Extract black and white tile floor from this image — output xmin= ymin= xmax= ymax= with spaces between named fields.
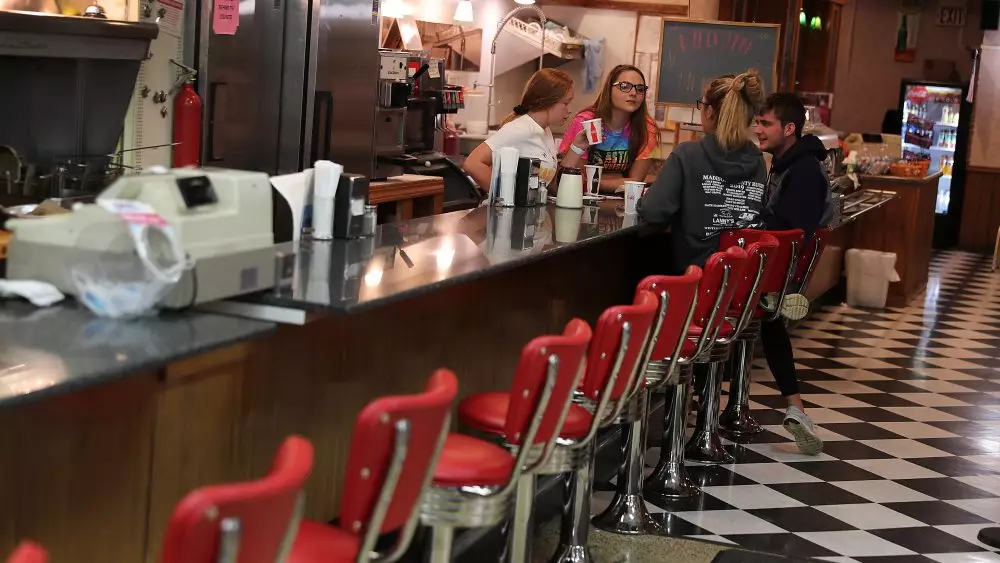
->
xmin=595 ymin=251 xmax=1000 ymax=563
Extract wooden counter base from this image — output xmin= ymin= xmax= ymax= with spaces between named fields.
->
xmin=855 ymin=174 xmax=939 ymax=308
xmin=370 ymin=174 xmax=444 ymax=223
xmin=0 ymin=231 xmax=654 ymax=563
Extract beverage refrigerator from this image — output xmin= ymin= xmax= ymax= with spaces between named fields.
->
xmin=899 ymin=80 xmax=971 ymax=248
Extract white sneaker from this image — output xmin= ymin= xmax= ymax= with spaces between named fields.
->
xmin=760 ymin=292 xmax=779 ymax=312
xmin=780 ymin=293 xmax=810 ymax=321
xmin=783 ymin=406 xmax=823 ymax=455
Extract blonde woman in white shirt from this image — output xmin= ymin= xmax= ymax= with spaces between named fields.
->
xmin=464 ymin=68 xmax=575 ymax=192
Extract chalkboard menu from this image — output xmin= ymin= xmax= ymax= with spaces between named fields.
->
xmin=656 ymin=19 xmax=780 ymax=106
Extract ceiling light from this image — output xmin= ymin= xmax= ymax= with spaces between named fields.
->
xmin=382 ymin=0 xmax=404 ymax=18
xmin=514 ymin=0 xmax=536 ymax=5
xmin=799 ymin=9 xmax=806 ymax=25
xmin=454 ymin=0 xmax=473 ymax=22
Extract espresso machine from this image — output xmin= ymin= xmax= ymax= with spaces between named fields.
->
xmin=373 ymin=53 xmax=481 ymax=212
xmin=0 ymin=12 xmax=158 ymax=208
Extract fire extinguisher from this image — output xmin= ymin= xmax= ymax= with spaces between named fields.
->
xmin=172 ymin=67 xmax=202 ymax=167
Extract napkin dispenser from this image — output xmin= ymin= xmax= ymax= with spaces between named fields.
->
xmin=489 ymin=147 xmax=519 ymax=206
xmin=334 ymin=173 xmax=369 ymax=239
xmin=514 ymin=157 xmax=541 ymax=207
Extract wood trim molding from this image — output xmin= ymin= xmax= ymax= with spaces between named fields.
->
xmin=539 ymin=0 xmax=688 ymax=16
xmin=966 ymin=166 xmax=1000 ymax=174
xmin=369 ymin=177 xmax=445 ymax=205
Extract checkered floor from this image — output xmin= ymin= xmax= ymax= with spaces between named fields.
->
xmin=594 ymin=251 xmax=1000 ymax=562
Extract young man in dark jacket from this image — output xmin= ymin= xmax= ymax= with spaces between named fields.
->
xmin=754 ymin=93 xmax=831 ymax=455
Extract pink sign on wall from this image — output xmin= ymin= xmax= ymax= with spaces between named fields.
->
xmin=212 ymin=0 xmax=238 ymax=35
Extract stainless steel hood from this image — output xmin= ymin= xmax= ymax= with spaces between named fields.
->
xmin=0 ymin=11 xmax=158 ymax=170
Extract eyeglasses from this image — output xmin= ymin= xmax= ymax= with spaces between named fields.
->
xmin=613 ymin=81 xmax=649 ymax=95
xmin=696 ymin=99 xmax=705 ymax=110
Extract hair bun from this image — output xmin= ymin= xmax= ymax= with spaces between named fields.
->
xmin=731 ymin=74 xmax=747 ymax=93
xmin=513 ymin=104 xmax=529 ymax=115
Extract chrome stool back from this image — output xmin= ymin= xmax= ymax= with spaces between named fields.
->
xmin=794 ymin=227 xmax=832 ymax=294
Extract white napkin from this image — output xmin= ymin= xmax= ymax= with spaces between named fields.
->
xmin=271 ymin=170 xmax=314 ymax=241
xmin=0 ymin=280 xmax=65 ymax=307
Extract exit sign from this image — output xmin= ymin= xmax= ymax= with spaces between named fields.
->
xmin=937 ymin=4 xmax=968 ymax=26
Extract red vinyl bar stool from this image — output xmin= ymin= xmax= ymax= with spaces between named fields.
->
xmin=634 ymin=268 xmax=705 ymax=504
xmin=637 ymin=247 xmax=749 ymax=497
xmin=685 ymin=239 xmax=775 ymax=464
xmin=159 ymin=435 xmax=315 ymax=563
xmin=291 ymin=370 xmax=456 ymax=563
xmin=719 ymin=227 xmax=831 ymax=441
xmin=645 ymin=244 xmax=769 ymax=500
xmin=592 ymin=269 xmax=702 ymax=533
xmin=5 ymin=542 xmax=46 ymax=563
xmin=549 ymin=291 xmax=659 ymax=563
xmin=421 ymin=320 xmax=592 ymax=563
xmin=719 ymin=229 xmax=804 ymax=440
xmin=159 ymin=371 xmax=455 ymax=563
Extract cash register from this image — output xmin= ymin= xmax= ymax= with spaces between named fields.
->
xmin=5 ymin=168 xmax=278 ymax=308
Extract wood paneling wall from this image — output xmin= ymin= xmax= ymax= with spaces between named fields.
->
xmin=959 ymin=167 xmax=1000 ymax=251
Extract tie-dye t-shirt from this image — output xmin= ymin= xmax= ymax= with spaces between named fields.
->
xmin=559 ymin=110 xmax=661 ymax=173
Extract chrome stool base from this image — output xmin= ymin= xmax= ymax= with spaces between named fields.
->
xmin=548 ymin=545 xmax=595 ymax=563
xmin=591 ymin=492 xmax=665 ymax=535
xmin=591 ymin=391 xmax=665 ymax=536
xmin=549 ymin=443 xmax=596 ymax=563
xmin=426 ymin=525 xmax=455 ymax=563
xmin=720 ymin=335 xmax=763 ymax=442
xmin=421 ymin=483 xmax=513 ymax=563
xmin=644 ymin=381 xmax=699 ymax=501
xmin=508 ymin=474 xmax=536 ymax=563
xmin=686 ymin=360 xmax=734 ymax=465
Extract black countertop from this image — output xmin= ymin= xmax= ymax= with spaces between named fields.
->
xmin=0 ymin=301 xmax=275 ymax=408
xmin=0 ymin=202 xmax=646 ymax=407
xmin=238 ymin=201 xmax=647 ymax=315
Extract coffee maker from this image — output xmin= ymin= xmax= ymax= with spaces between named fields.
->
xmin=373 ymin=54 xmax=481 ymax=212
xmin=374 ymin=50 xmax=412 ymax=173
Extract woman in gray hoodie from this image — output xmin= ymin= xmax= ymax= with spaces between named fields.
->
xmin=638 ymin=70 xmax=766 ymax=273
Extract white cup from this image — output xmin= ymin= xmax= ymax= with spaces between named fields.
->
xmin=556 ymin=170 xmax=584 ymax=209
xmin=582 ymin=118 xmax=604 ymax=145
xmin=584 ymin=165 xmax=603 ymax=196
xmin=624 ymin=181 xmax=644 ymax=215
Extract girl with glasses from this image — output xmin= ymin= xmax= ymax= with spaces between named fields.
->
xmin=559 ymin=65 xmax=660 ymax=193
